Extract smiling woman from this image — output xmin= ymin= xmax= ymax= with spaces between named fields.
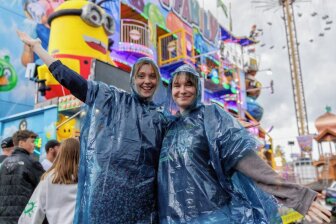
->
xmin=158 ymin=64 xmax=332 ymax=224
xmin=133 ymin=62 xmax=158 ymax=99
xmin=17 ymin=30 xmax=168 ymax=223
xmin=171 ymin=72 xmax=197 ymax=113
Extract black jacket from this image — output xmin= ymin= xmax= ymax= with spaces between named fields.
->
xmin=0 ymin=155 xmax=7 ymax=164
xmin=0 ymin=148 xmax=44 ymax=224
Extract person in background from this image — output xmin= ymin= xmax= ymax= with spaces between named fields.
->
xmin=41 ymin=139 xmax=60 ymax=171
xmin=0 ymin=130 xmax=44 ymax=224
xmin=158 ymin=64 xmax=331 ymax=224
xmin=0 ymin=137 xmax=14 ymax=164
xmin=19 ymin=138 xmax=80 ymax=224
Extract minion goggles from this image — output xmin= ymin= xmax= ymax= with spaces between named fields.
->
xmin=48 ymin=3 xmax=115 ymax=35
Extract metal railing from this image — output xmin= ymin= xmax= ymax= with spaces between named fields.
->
xmin=158 ymin=29 xmax=194 ymax=66
xmin=120 ymin=19 xmax=150 ymax=47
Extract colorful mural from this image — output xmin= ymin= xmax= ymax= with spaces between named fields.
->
xmin=0 ymin=1 xmax=34 ymax=118
xmin=97 ymin=0 xmax=121 ymax=53
xmin=21 ymin=0 xmax=64 ymax=66
xmin=1 ymin=0 xmax=263 ymax=143
xmin=0 ymin=55 xmax=18 ymax=92
xmin=159 ymin=0 xmax=219 ymax=43
xmin=0 ymin=0 xmax=63 ymax=118
xmin=0 ymin=105 xmax=58 ymax=159
xmin=122 ymin=0 xmax=220 ymax=46
xmin=37 ymin=0 xmax=116 ymax=99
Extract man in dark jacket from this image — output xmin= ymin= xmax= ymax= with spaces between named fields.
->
xmin=0 ymin=137 xmax=14 ymax=164
xmin=0 ymin=130 xmax=45 ymax=224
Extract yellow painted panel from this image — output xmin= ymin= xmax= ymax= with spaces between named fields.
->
xmin=281 ymin=211 xmax=303 ymax=224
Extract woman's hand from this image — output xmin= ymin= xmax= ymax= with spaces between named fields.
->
xmin=17 ymin=30 xmax=41 ymax=50
xmin=305 ymin=193 xmax=332 ymax=223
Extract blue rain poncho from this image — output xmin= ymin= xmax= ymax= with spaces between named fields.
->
xmin=158 ymin=65 xmax=280 ymax=223
xmin=75 ymin=58 xmax=167 ymax=223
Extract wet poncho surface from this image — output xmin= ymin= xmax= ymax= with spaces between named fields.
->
xmin=158 ymin=65 xmax=280 ymax=224
xmin=74 ymin=58 xmax=166 ymax=224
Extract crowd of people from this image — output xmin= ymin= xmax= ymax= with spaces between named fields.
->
xmin=0 ymin=31 xmax=332 ymax=223
xmin=0 ymin=129 xmax=79 ymax=224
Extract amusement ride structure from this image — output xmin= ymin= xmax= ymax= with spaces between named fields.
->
xmin=252 ymin=0 xmax=309 ymax=136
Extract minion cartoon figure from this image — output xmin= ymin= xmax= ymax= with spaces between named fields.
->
xmin=38 ymin=0 xmax=115 ymax=99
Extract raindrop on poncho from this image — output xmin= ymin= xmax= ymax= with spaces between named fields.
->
xmin=75 ymin=58 xmax=167 ymax=224
xmin=158 ymin=64 xmax=280 ymax=224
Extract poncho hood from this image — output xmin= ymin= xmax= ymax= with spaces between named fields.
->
xmin=167 ymin=64 xmax=203 ymax=114
xmin=130 ymin=57 xmax=162 ymax=102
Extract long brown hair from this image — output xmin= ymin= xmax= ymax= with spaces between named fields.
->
xmin=42 ymin=138 xmax=80 ymax=184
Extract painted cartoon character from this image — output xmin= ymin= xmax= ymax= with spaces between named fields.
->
xmin=0 ymin=55 xmax=18 ymax=92
xmin=23 ymin=0 xmax=64 ymax=23
xmin=21 ymin=0 xmax=64 ymax=66
xmin=245 ymin=69 xmax=261 ymax=100
xmin=56 ymin=114 xmax=78 ymax=141
xmin=19 ymin=119 xmax=28 ymax=131
xmin=37 ymin=0 xmax=116 ymax=99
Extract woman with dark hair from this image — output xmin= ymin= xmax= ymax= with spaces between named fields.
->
xmin=158 ymin=64 xmax=331 ymax=224
xmin=19 ymin=138 xmax=80 ymax=224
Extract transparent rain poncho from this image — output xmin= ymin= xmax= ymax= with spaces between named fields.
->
xmin=75 ymin=58 xmax=167 ymax=224
xmin=158 ymin=65 xmax=281 ymax=224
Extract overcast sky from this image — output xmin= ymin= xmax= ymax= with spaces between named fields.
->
xmin=204 ymin=0 xmax=336 ymax=160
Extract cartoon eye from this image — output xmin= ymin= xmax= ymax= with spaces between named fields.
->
xmin=82 ymin=3 xmax=103 ymax=27
xmin=89 ymin=9 xmax=102 ymax=25
xmin=3 ymin=68 xmax=12 ymax=77
xmin=103 ymin=14 xmax=115 ymax=35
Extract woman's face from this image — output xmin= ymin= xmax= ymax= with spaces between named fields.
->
xmin=172 ymin=74 xmax=196 ymax=113
xmin=134 ymin=64 xmax=158 ymax=99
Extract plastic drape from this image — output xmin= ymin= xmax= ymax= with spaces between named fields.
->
xmin=158 ymin=65 xmax=280 ymax=224
xmin=74 ymin=58 xmax=167 ymax=223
